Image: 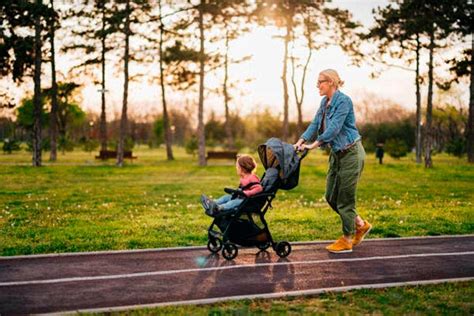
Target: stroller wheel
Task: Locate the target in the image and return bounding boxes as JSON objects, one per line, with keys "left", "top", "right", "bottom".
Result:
{"left": 257, "top": 241, "right": 271, "bottom": 251}
{"left": 222, "top": 243, "right": 238, "bottom": 260}
{"left": 275, "top": 241, "right": 291, "bottom": 258}
{"left": 207, "top": 238, "right": 222, "bottom": 253}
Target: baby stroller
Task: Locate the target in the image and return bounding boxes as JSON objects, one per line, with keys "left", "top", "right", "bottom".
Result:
{"left": 206, "top": 138, "right": 308, "bottom": 260}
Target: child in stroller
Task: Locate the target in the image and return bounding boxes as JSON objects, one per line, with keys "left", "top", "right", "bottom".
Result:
{"left": 201, "top": 138, "right": 308, "bottom": 260}
{"left": 201, "top": 154, "right": 263, "bottom": 217}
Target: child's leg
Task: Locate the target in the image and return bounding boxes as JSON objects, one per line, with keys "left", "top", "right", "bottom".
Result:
{"left": 215, "top": 194, "right": 232, "bottom": 205}
{"left": 219, "top": 198, "right": 243, "bottom": 212}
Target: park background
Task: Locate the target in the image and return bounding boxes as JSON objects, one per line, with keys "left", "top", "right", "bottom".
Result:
{"left": 1, "top": 0, "right": 473, "bottom": 314}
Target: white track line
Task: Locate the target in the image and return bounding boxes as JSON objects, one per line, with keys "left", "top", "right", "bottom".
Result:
{"left": 47, "top": 277, "right": 474, "bottom": 315}
{"left": 2, "top": 234, "right": 473, "bottom": 260}
{"left": 3, "top": 251, "right": 473, "bottom": 287}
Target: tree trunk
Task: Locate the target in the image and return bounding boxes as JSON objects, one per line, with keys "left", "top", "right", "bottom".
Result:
{"left": 159, "top": 0, "right": 174, "bottom": 160}
{"left": 99, "top": 1, "right": 107, "bottom": 152}
{"left": 117, "top": 0, "right": 130, "bottom": 167}
{"left": 32, "top": 0, "right": 42, "bottom": 167}
{"left": 415, "top": 33, "right": 422, "bottom": 164}
{"left": 424, "top": 30, "right": 434, "bottom": 168}
{"left": 467, "top": 33, "right": 474, "bottom": 163}
{"left": 49, "top": 0, "right": 58, "bottom": 162}
{"left": 281, "top": 15, "right": 291, "bottom": 141}
{"left": 223, "top": 23, "right": 234, "bottom": 149}
{"left": 197, "top": 1, "right": 206, "bottom": 166}
{"left": 291, "top": 34, "right": 311, "bottom": 137}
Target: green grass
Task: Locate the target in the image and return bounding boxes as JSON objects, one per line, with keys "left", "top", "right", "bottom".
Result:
{"left": 1, "top": 146, "right": 472, "bottom": 255}
{"left": 1, "top": 146, "right": 473, "bottom": 314}
{"left": 126, "top": 281, "right": 474, "bottom": 315}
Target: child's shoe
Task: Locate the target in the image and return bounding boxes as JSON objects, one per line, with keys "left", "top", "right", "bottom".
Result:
{"left": 200, "top": 194, "right": 210, "bottom": 210}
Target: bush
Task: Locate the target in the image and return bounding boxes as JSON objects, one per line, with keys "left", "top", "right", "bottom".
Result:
{"left": 360, "top": 117, "right": 415, "bottom": 153}
{"left": 2, "top": 139, "right": 21, "bottom": 154}
{"left": 58, "top": 136, "right": 74, "bottom": 153}
{"left": 82, "top": 138, "right": 99, "bottom": 153}
{"left": 385, "top": 138, "right": 408, "bottom": 159}
{"left": 154, "top": 118, "right": 164, "bottom": 146}
{"left": 185, "top": 135, "right": 198, "bottom": 156}
{"left": 124, "top": 137, "right": 135, "bottom": 151}
{"left": 446, "top": 137, "right": 465, "bottom": 158}
{"left": 26, "top": 138, "right": 50, "bottom": 152}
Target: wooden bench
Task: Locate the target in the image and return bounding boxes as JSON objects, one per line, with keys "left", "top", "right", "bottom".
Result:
{"left": 206, "top": 151, "right": 238, "bottom": 161}
{"left": 95, "top": 150, "right": 137, "bottom": 160}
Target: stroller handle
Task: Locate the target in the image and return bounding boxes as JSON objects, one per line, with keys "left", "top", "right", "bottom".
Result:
{"left": 297, "top": 149, "right": 309, "bottom": 160}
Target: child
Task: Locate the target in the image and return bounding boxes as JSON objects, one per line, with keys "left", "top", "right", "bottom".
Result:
{"left": 201, "top": 154, "right": 263, "bottom": 216}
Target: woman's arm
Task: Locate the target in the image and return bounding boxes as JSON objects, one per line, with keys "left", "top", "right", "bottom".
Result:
{"left": 299, "top": 100, "right": 324, "bottom": 143}
{"left": 302, "top": 140, "right": 323, "bottom": 150}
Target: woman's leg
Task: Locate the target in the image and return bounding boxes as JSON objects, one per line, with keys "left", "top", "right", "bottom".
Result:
{"left": 336, "top": 142, "right": 365, "bottom": 238}
{"left": 325, "top": 152, "right": 339, "bottom": 214}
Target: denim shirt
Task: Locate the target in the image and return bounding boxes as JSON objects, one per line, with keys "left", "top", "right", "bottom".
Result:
{"left": 300, "top": 90, "right": 361, "bottom": 152}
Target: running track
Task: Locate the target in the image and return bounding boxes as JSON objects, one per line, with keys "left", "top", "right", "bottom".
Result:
{"left": 1, "top": 235, "right": 473, "bottom": 314}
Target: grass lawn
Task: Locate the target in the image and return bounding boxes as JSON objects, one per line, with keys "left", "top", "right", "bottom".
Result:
{"left": 1, "top": 145, "right": 473, "bottom": 314}
{"left": 135, "top": 281, "right": 474, "bottom": 315}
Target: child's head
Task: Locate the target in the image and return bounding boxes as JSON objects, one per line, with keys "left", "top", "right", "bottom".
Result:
{"left": 236, "top": 154, "right": 257, "bottom": 175}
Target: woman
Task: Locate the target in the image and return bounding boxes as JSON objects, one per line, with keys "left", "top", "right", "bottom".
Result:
{"left": 294, "top": 69, "right": 371, "bottom": 253}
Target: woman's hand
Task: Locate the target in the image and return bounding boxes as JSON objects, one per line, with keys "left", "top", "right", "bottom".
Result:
{"left": 302, "top": 141, "right": 321, "bottom": 151}
{"left": 293, "top": 139, "right": 305, "bottom": 152}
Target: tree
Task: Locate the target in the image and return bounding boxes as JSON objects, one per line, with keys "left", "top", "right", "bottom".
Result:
{"left": 367, "top": 0, "right": 471, "bottom": 168}
{"left": 197, "top": 0, "right": 206, "bottom": 166}
{"left": 366, "top": 1, "right": 424, "bottom": 164}
{"left": 157, "top": 0, "right": 174, "bottom": 160}
{"left": 421, "top": 1, "right": 467, "bottom": 168}
{"left": 116, "top": 0, "right": 131, "bottom": 167}
{"left": 113, "top": 0, "right": 151, "bottom": 167}
{"left": 0, "top": 1, "right": 36, "bottom": 82}
{"left": 46, "top": 83, "right": 86, "bottom": 141}
{"left": 32, "top": 0, "right": 44, "bottom": 166}
{"left": 63, "top": 0, "right": 117, "bottom": 155}
{"left": 18, "top": 83, "right": 86, "bottom": 142}
{"left": 48, "top": 0, "right": 59, "bottom": 161}
{"left": 290, "top": 11, "right": 315, "bottom": 136}
{"left": 255, "top": 0, "right": 361, "bottom": 140}
{"left": 16, "top": 97, "right": 48, "bottom": 130}
{"left": 441, "top": 2, "right": 473, "bottom": 162}
{"left": 1, "top": 0, "right": 53, "bottom": 166}
{"left": 216, "top": 2, "right": 253, "bottom": 150}
{"left": 152, "top": 1, "right": 250, "bottom": 164}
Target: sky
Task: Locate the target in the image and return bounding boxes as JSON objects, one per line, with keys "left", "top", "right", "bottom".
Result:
{"left": 2, "top": 0, "right": 470, "bottom": 122}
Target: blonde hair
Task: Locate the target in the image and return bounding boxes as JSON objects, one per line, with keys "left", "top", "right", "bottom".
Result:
{"left": 320, "top": 69, "right": 344, "bottom": 89}
{"left": 237, "top": 154, "right": 257, "bottom": 174}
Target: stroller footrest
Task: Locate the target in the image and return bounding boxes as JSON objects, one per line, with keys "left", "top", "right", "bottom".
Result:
{"left": 208, "top": 230, "right": 221, "bottom": 239}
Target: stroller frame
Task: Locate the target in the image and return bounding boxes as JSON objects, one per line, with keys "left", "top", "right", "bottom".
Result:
{"left": 206, "top": 190, "right": 291, "bottom": 260}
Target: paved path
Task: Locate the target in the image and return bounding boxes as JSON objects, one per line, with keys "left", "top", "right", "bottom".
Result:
{"left": 1, "top": 235, "right": 473, "bottom": 314}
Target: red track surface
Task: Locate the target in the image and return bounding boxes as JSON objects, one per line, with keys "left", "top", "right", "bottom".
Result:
{"left": 1, "top": 235, "right": 473, "bottom": 314}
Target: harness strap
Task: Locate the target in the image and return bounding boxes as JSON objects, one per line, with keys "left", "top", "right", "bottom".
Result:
{"left": 239, "top": 181, "right": 260, "bottom": 190}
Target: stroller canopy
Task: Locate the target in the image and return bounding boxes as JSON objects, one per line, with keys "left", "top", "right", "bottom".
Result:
{"left": 258, "top": 138, "right": 303, "bottom": 190}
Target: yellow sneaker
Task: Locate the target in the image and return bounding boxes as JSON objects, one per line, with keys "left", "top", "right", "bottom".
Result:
{"left": 352, "top": 220, "right": 372, "bottom": 246}
{"left": 326, "top": 236, "right": 353, "bottom": 253}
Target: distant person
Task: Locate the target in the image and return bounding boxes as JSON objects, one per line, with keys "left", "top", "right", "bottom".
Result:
{"left": 293, "top": 69, "right": 372, "bottom": 253}
{"left": 375, "top": 143, "right": 384, "bottom": 164}
{"left": 201, "top": 154, "right": 263, "bottom": 216}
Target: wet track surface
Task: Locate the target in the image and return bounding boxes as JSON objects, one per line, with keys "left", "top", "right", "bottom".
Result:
{"left": 1, "top": 235, "right": 473, "bottom": 314}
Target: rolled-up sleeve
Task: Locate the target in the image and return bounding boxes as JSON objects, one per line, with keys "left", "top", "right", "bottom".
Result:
{"left": 316, "top": 96, "right": 351, "bottom": 144}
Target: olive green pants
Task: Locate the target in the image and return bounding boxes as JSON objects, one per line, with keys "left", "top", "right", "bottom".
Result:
{"left": 325, "top": 141, "right": 365, "bottom": 236}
